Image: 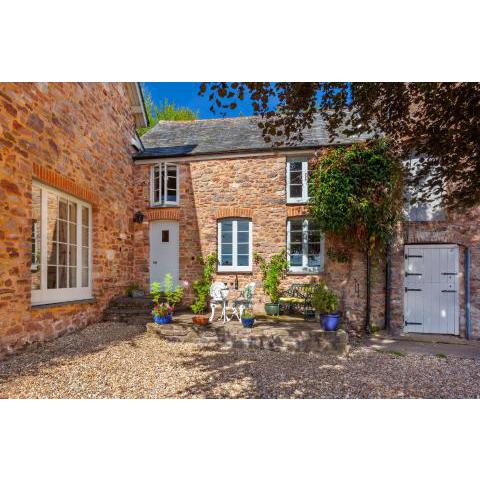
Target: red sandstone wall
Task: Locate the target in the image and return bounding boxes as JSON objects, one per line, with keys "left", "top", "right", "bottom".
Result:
{"left": 0, "top": 82, "right": 136, "bottom": 356}
{"left": 133, "top": 155, "right": 386, "bottom": 333}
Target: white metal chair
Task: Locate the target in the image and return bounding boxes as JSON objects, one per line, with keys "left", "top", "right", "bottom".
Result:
{"left": 209, "top": 282, "right": 229, "bottom": 323}
{"left": 233, "top": 282, "right": 256, "bottom": 319}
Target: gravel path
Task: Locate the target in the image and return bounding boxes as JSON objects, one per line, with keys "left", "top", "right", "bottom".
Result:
{"left": 1, "top": 322, "right": 479, "bottom": 398}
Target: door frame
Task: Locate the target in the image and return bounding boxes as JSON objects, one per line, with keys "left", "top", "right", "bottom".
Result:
{"left": 403, "top": 243, "right": 460, "bottom": 335}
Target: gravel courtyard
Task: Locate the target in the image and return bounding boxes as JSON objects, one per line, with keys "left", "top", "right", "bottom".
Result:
{"left": 1, "top": 322, "right": 479, "bottom": 398}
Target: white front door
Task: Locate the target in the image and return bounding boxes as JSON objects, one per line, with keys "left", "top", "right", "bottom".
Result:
{"left": 404, "top": 244, "right": 459, "bottom": 335}
{"left": 149, "top": 221, "right": 179, "bottom": 287}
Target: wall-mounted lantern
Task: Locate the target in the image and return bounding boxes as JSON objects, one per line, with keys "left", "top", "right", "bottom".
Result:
{"left": 133, "top": 211, "right": 145, "bottom": 224}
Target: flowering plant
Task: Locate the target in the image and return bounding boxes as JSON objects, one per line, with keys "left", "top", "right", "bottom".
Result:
{"left": 151, "top": 303, "right": 173, "bottom": 318}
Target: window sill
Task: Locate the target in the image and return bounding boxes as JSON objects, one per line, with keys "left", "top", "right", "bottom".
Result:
{"left": 287, "top": 270, "right": 323, "bottom": 275}
{"left": 286, "top": 200, "right": 308, "bottom": 205}
{"left": 149, "top": 204, "right": 180, "bottom": 209}
{"left": 217, "top": 270, "right": 253, "bottom": 274}
{"left": 31, "top": 297, "right": 96, "bottom": 309}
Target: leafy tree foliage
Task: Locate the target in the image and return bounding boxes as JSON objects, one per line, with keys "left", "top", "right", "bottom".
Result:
{"left": 200, "top": 82, "right": 480, "bottom": 209}
{"left": 254, "top": 250, "right": 289, "bottom": 304}
{"left": 139, "top": 87, "right": 198, "bottom": 136}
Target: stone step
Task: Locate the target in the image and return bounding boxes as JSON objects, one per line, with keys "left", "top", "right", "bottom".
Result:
{"left": 146, "top": 319, "right": 348, "bottom": 355}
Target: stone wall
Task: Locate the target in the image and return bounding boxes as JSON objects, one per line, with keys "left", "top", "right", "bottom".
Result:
{"left": 0, "top": 82, "right": 137, "bottom": 356}
{"left": 133, "top": 155, "right": 386, "bottom": 333}
{"left": 390, "top": 211, "right": 480, "bottom": 338}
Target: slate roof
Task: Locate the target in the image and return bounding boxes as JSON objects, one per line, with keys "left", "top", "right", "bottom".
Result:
{"left": 134, "top": 114, "right": 372, "bottom": 159}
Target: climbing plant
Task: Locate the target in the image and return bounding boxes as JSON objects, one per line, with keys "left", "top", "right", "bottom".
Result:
{"left": 254, "top": 250, "right": 289, "bottom": 304}
{"left": 308, "top": 139, "right": 403, "bottom": 331}
{"left": 191, "top": 253, "right": 218, "bottom": 314}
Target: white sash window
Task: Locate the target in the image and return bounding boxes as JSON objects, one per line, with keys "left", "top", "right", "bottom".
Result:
{"left": 151, "top": 162, "right": 179, "bottom": 206}
{"left": 31, "top": 182, "right": 92, "bottom": 305}
{"left": 286, "top": 157, "right": 309, "bottom": 203}
{"left": 218, "top": 219, "right": 252, "bottom": 272}
{"left": 287, "top": 218, "right": 324, "bottom": 273}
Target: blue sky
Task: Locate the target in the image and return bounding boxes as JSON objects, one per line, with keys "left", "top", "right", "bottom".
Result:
{"left": 143, "top": 82, "right": 259, "bottom": 119}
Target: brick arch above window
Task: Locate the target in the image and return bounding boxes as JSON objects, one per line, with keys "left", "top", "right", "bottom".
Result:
{"left": 216, "top": 207, "right": 253, "bottom": 219}
{"left": 146, "top": 208, "right": 180, "bottom": 221}
{"left": 286, "top": 205, "right": 309, "bottom": 217}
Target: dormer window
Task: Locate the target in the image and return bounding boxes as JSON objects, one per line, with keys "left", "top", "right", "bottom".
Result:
{"left": 151, "top": 162, "right": 179, "bottom": 206}
{"left": 286, "top": 157, "right": 309, "bottom": 203}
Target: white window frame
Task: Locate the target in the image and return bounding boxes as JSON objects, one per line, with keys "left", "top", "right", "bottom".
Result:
{"left": 286, "top": 156, "right": 309, "bottom": 203}
{"left": 287, "top": 218, "right": 324, "bottom": 273}
{"left": 218, "top": 218, "right": 253, "bottom": 272}
{"left": 31, "top": 181, "right": 93, "bottom": 306}
{"left": 150, "top": 162, "right": 180, "bottom": 207}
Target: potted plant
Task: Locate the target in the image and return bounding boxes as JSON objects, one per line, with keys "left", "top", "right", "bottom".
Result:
{"left": 152, "top": 303, "right": 173, "bottom": 324}
{"left": 240, "top": 308, "right": 255, "bottom": 328}
{"left": 311, "top": 281, "right": 340, "bottom": 331}
{"left": 254, "top": 250, "right": 288, "bottom": 316}
{"left": 163, "top": 273, "right": 184, "bottom": 319}
{"left": 126, "top": 283, "right": 144, "bottom": 298}
{"left": 191, "top": 253, "right": 217, "bottom": 325}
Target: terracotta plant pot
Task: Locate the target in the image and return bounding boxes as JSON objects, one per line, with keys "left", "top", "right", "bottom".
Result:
{"left": 192, "top": 315, "right": 209, "bottom": 326}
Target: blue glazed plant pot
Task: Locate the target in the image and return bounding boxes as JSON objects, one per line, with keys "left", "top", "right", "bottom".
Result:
{"left": 241, "top": 317, "right": 255, "bottom": 328}
{"left": 320, "top": 312, "right": 340, "bottom": 331}
{"left": 154, "top": 315, "right": 171, "bottom": 325}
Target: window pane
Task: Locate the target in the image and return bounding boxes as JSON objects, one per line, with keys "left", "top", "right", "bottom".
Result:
{"left": 290, "top": 171, "right": 302, "bottom": 184}
{"left": 47, "top": 266, "right": 57, "bottom": 289}
{"left": 162, "top": 230, "right": 169, "bottom": 242}
{"left": 237, "top": 220, "right": 249, "bottom": 231}
{"left": 58, "top": 266, "right": 67, "bottom": 288}
{"left": 69, "top": 223, "right": 77, "bottom": 245}
{"left": 68, "top": 202, "right": 77, "bottom": 222}
{"left": 238, "top": 243, "right": 249, "bottom": 255}
{"left": 238, "top": 231, "right": 249, "bottom": 243}
{"left": 154, "top": 188, "right": 160, "bottom": 204}
{"left": 82, "top": 206, "right": 89, "bottom": 227}
{"left": 289, "top": 254, "right": 302, "bottom": 266}
{"left": 82, "top": 247, "right": 89, "bottom": 268}
{"left": 221, "top": 255, "right": 233, "bottom": 266}
{"left": 31, "top": 185, "right": 42, "bottom": 290}
{"left": 308, "top": 229, "right": 321, "bottom": 243}
{"left": 82, "top": 268, "right": 89, "bottom": 287}
{"left": 69, "top": 245, "right": 77, "bottom": 266}
{"left": 59, "top": 199, "right": 68, "bottom": 220}
{"left": 289, "top": 161, "right": 303, "bottom": 171}
{"left": 221, "top": 220, "right": 232, "bottom": 232}
{"left": 58, "top": 243, "right": 68, "bottom": 265}
{"left": 166, "top": 190, "right": 177, "bottom": 202}
{"left": 308, "top": 243, "right": 321, "bottom": 255}
{"left": 289, "top": 219, "right": 303, "bottom": 231}
{"left": 69, "top": 267, "right": 77, "bottom": 288}
{"left": 308, "top": 255, "right": 322, "bottom": 267}
{"left": 237, "top": 255, "right": 249, "bottom": 266}
{"left": 47, "top": 242, "right": 57, "bottom": 266}
{"left": 221, "top": 231, "right": 232, "bottom": 243}
{"left": 47, "top": 192, "right": 57, "bottom": 245}
{"left": 167, "top": 176, "right": 176, "bottom": 190}
{"left": 290, "top": 231, "right": 303, "bottom": 243}
{"left": 222, "top": 244, "right": 232, "bottom": 255}
{"left": 289, "top": 185, "right": 302, "bottom": 198}
{"left": 290, "top": 243, "right": 302, "bottom": 255}
{"left": 82, "top": 226, "right": 89, "bottom": 247}
{"left": 58, "top": 220, "right": 68, "bottom": 243}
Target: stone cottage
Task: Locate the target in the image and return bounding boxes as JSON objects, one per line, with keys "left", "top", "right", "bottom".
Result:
{"left": 1, "top": 83, "right": 479, "bottom": 357}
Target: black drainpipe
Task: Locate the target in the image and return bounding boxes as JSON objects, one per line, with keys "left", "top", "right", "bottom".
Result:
{"left": 366, "top": 250, "right": 371, "bottom": 334}
{"left": 384, "top": 242, "right": 392, "bottom": 332}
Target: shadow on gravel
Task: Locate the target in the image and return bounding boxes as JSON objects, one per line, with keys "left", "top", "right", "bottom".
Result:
{"left": 0, "top": 322, "right": 145, "bottom": 384}
{"left": 171, "top": 346, "right": 347, "bottom": 398}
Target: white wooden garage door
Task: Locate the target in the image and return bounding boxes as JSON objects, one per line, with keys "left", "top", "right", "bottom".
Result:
{"left": 404, "top": 244, "right": 459, "bottom": 335}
